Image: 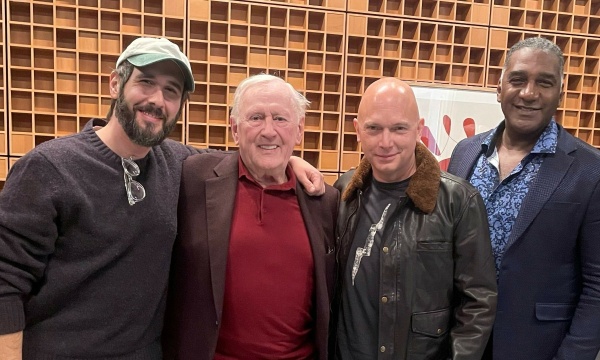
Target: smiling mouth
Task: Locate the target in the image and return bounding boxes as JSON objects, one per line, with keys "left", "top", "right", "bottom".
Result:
{"left": 259, "top": 145, "right": 278, "bottom": 150}
{"left": 376, "top": 154, "right": 397, "bottom": 159}
{"left": 515, "top": 105, "right": 541, "bottom": 111}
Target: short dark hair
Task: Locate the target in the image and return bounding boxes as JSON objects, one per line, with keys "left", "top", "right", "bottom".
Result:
{"left": 502, "top": 37, "right": 565, "bottom": 82}
{"left": 106, "top": 60, "right": 135, "bottom": 120}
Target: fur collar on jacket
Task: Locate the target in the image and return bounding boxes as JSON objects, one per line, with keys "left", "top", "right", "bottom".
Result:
{"left": 342, "top": 142, "right": 440, "bottom": 214}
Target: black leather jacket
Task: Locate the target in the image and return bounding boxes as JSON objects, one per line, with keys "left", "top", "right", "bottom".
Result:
{"left": 331, "top": 143, "right": 497, "bottom": 360}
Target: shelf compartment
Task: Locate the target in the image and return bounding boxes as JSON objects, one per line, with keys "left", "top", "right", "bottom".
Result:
{"left": 189, "top": 41, "right": 208, "bottom": 62}
{"left": 9, "top": 46, "right": 32, "bottom": 68}
{"left": 10, "top": 134, "right": 34, "bottom": 155}
{"left": 54, "top": 51, "right": 76, "bottom": 72}
{"left": 320, "top": 150, "right": 339, "bottom": 171}
{"left": 34, "top": 71, "right": 54, "bottom": 92}
{"left": 322, "top": 113, "right": 339, "bottom": 132}
{"left": 188, "top": 124, "right": 207, "bottom": 144}
{"left": 269, "top": 28, "right": 286, "bottom": 48}
{"left": 10, "top": 69, "right": 32, "bottom": 90}
{"left": 11, "top": 92, "right": 33, "bottom": 111}
{"left": 34, "top": 114, "right": 55, "bottom": 134}
{"left": 304, "top": 112, "right": 320, "bottom": 131}
{"left": 230, "top": 2, "right": 249, "bottom": 24}
{"left": 56, "top": 115, "right": 77, "bottom": 135}
{"left": 10, "top": 24, "right": 31, "bottom": 46}
{"left": 208, "top": 125, "right": 227, "bottom": 146}
{"left": 56, "top": 7, "right": 76, "bottom": 27}
{"left": 268, "top": 49, "right": 286, "bottom": 68}
{"left": 307, "top": 32, "right": 324, "bottom": 51}
{"left": 250, "top": 27, "right": 267, "bottom": 46}
{"left": 55, "top": 28, "right": 76, "bottom": 50}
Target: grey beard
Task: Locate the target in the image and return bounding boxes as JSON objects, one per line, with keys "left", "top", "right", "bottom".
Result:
{"left": 114, "top": 93, "right": 179, "bottom": 147}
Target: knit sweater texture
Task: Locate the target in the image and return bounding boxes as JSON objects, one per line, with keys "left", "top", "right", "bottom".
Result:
{"left": 0, "top": 119, "right": 201, "bottom": 359}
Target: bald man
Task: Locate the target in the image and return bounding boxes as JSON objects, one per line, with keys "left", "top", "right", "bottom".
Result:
{"left": 330, "top": 78, "right": 497, "bottom": 360}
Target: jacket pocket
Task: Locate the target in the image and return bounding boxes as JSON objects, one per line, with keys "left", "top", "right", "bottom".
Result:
{"left": 411, "top": 308, "right": 451, "bottom": 337}
{"left": 542, "top": 201, "right": 580, "bottom": 210}
{"left": 535, "top": 303, "right": 576, "bottom": 321}
{"left": 416, "top": 241, "right": 452, "bottom": 252}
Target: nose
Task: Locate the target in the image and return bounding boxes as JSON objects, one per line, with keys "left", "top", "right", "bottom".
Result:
{"left": 520, "top": 81, "right": 539, "bottom": 100}
{"left": 147, "top": 87, "right": 165, "bottom": 108}
{"left": 379, "top": 129, "right": 393, "bottom": 148}
{"left": 261, "top": 117, "right": 277, "bottom": 136}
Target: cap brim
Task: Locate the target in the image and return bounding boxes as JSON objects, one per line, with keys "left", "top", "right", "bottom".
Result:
{"left": 128, "top": 53, "right": 195, "bottom": 93}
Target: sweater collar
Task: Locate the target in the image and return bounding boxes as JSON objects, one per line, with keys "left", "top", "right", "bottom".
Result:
{"left": 342, "top": 142, "right": 440, "bottom": 214}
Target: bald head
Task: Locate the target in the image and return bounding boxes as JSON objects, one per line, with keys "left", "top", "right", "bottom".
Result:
{"left": 358, "top": 78, "right": 420, "bottom": 125}
{"left": 353, "top": 77, "right": 424, "bottom": 183}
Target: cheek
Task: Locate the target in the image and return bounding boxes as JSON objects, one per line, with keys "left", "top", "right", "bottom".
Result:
{"left": 168, "top": 102, "right": 182, "bottom": 116}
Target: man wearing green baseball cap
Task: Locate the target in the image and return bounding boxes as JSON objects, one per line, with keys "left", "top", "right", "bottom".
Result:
{"left": 0, "top": 37, "right": 323, "bottom": 359}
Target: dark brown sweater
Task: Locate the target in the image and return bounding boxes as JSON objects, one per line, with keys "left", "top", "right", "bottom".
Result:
{"left": 0, "top": 119, "right": 202, "bottom": 359}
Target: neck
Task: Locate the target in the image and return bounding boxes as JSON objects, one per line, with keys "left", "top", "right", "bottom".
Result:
{"left": 95, "top": 117, "right": 151, "bottom": 159}
{"left": 247, "top": 168, "right": 288, "bottom": 188}
{"left": 499, "top": 126, "right": 541, "bottom": 154}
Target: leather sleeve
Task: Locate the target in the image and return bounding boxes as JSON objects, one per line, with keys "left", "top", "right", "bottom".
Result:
{"left": 451, "top": 190, "right": 497, "bottom": 360}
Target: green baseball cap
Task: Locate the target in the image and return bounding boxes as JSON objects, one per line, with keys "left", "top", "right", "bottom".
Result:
{"left": 116, "top": 37, "right": 195, "bottom": 93}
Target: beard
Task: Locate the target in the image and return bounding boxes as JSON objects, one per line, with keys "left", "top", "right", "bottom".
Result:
{"left": 114, "top": 92, "right": 181, "bottom": 147}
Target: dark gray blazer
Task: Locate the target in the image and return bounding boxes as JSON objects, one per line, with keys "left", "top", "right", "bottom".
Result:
{"left": 448, "top": 123, "right": 600, "bottom": 360}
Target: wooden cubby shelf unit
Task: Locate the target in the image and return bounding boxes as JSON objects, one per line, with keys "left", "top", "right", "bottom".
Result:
{"left": 348, "top": 0, "right": 491, "bottom": 26}
{"left": 491, "top": 0, "right": 600, "bottom": 37}
{"left": 248, "top": 0, "right": 347, "bottom": 11}
{"left": 2, "top": 0, "right": 600, "bottom": 186}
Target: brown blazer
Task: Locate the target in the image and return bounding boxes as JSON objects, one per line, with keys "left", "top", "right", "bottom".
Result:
{"left": 162, "top": 152, "right": 339, "bottom": 360}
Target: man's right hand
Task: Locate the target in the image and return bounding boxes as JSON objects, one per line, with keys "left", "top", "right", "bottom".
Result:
{"left": 0, "top": 331, "right": 22, "bottom": 360}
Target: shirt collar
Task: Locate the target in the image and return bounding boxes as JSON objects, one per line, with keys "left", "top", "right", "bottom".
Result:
{"left": 237, "top": 156, "right": 297, "bottom": 192}
{"left": 481, "top": 118, "right": 558, "bottom": 156}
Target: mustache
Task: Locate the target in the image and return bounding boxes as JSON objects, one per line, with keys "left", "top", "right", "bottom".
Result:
{"left": 134, "top": 104, "right": 166, "bottom": 121}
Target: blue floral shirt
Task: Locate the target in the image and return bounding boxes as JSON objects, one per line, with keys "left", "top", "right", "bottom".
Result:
{"left": 469, "top": 120, "right": 558, "bottom": 275}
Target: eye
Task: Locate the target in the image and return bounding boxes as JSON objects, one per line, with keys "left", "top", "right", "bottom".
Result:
{"left": 538, "top": 80, "right": 554, "bottom": 88}
{"left": 509, "top": 78, "right": 525, "bottom": 85}
{"left": 365, "top": 125, "right": 381, "bottom": 133}
{"left": 164, "top": 86, "right": 182, "bottom": 99}
{"left": 273, "top": 116, "right": 288, "bottom": 122}
{"left": 391, "top": 125, "right": 407, "bottom": 132}
{"left": 249, "top": 114, "right": 263, "bottom": 121}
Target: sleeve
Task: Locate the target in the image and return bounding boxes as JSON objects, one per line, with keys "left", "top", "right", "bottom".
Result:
{"left": 554, "top": 178, "right": 600, "bottom": 359}
{"left": 451, "top": 190, "right": 498, "bottom": 360}
{"left": 0, "top": 152, "right": 62, "bottom": 334}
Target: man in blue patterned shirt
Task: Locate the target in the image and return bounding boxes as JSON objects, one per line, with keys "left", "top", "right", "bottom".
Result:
{"left": 448, "top": 37, "right": 600, "bottom": 360}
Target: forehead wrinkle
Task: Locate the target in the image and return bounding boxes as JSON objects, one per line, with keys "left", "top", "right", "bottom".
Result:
{"left": 241, "top": 86, "right": 296, "bottom": 117}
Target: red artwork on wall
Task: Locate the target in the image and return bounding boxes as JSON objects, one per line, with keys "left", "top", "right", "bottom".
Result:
{"left": 421, "top": 115, "right": 477, "bottom": 171}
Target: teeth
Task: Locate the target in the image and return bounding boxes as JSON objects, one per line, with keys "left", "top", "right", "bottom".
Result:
{"left": 517, "top": 106, "right": 536, "bottom": 111}
{"left": 141, "top": 110, "right": 159, "bottom": 118}
{"left": 260, "top": 145, "right": 277, "bottom": 150}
